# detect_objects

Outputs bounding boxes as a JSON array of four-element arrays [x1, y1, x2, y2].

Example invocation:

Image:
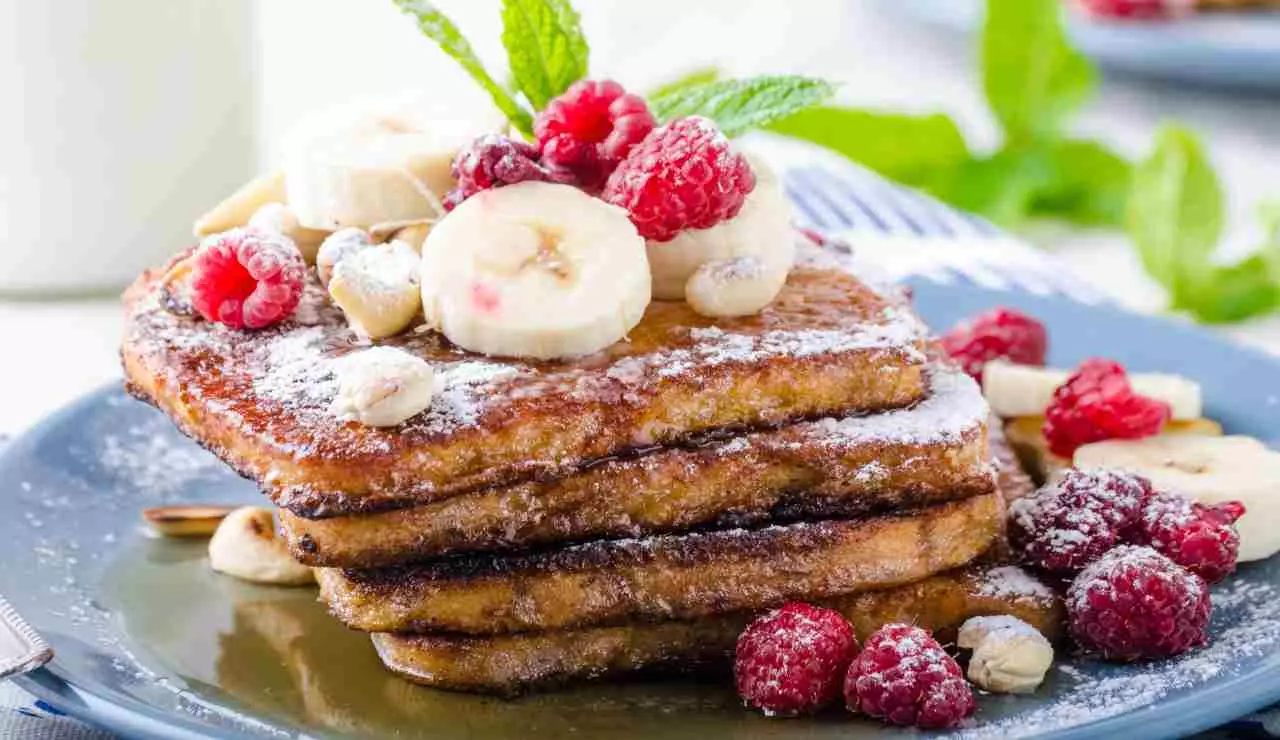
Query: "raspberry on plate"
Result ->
[[1067, 545, 1210, 660], [1075, 0, 1194, 19], [844, 623, 975, 729], [940, 307, 1047, 382], [1137, 493, 1245, 583], [734, 602, 858, 716], [1042, 358, 1172, 458], [534, 79, 656, 190], [444, 134, 570, 211], [189, 227, 306, 330], [1009, 468, 1152, 573], [602, 116, 756, 242]]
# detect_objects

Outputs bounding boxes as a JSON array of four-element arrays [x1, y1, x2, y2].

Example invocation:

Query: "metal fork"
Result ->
[[0, 593, 52, 679]]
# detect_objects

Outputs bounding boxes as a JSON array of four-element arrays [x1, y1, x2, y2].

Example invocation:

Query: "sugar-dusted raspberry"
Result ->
[[1068, 545, 1210, 660], [602, 116, 756, 242], [1136, 493, 1244, 583], [1075, 0, 1194, 19], [734, 602, 858, 716], [1043, 359, 1172, 458], [940, 306, 1048, 382], [444, 134, 571, 211], [1009, 469, 1152, 573], [189, 227, 306, 330], [534, 79, 656, 190], [844, 623, 975, 729]]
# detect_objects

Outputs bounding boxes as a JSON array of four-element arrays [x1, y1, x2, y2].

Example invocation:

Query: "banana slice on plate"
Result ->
[[983, 361, 1202, 420], [1075, 435, 1280, 562], [284, 96, 501, 230], [646, 157, 795, 301], [193, 170, 287, 238], [208, 507, 315, 586], [1005, 415, 1223, 483], [421, 182, 650, 360]]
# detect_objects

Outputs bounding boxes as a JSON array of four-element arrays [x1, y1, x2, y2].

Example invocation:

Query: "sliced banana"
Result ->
[[1075, 435, 1280, 562], [1006, 414, 1224, 483], [983, 361, 1202, 420], [316, 228, 372, 288], [247, 202, 331, 264], [208, 507, 315, 586], [647, 157, 795, 301], [685, 255, 787, 318], [283, 96, 500, 230], [421, 182, 650, 360], [329, 346, 435, 427], [193, 170, 287, 238], [328, 240, 422, 339]]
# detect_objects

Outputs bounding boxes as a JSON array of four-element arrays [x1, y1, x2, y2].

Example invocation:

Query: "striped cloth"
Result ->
[[0, 152, 1271, 739]]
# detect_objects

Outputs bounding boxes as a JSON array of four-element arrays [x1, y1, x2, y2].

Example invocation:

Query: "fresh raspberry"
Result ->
[[534, 79, 656, 190], [1009, 469, 1152, 573], [1067, 545, 1211, 660], [189, 228, 306, 330], [844, 624, 975, 729], [940, 307, 1048, 382], [1136, 493, 1245, 583], [1075, 0, 1194, 19], [444, 134, 571, 211], [602, 116, 756, 242], [734, 603, 859, 716], [1043, 359, 1172, 458]]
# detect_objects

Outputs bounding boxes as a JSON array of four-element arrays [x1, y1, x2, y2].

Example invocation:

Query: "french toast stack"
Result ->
[[122, 237, 1061, 694]]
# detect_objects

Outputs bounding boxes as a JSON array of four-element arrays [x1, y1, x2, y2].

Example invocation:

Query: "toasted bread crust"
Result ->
[[317, 494, 999, 634], [284, 367, 993, 566], [121, 242, 928, 516], [370, 563, 1062, 694]]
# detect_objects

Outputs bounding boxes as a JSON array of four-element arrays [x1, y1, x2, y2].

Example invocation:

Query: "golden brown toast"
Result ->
[[121, 239, 929, 517], [283, 365, 994, 567], [316, 494, 999, 635], [370, 563, 1063, 695]]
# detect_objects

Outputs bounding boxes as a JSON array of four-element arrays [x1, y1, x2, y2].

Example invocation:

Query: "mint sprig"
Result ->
[[500, 0, 589, 110], [650, 76, 836, 137], [393, 0, 535, 136]]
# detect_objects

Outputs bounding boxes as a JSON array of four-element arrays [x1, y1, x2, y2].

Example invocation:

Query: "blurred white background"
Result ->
[[0, 0, 1276, 434]]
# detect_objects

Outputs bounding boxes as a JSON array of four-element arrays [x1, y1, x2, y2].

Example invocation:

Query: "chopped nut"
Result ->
[[958, 615, 1054, 694], [142, 505, 237, 537], [208, 507, 315, 586]]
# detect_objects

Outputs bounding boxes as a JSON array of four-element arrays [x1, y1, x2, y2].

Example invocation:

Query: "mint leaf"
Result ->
[[394, 0, 535, 136], [1127, 125, 1223, 299], [500, 0, 589, 110], [648, 67, 721, 100], [649, 76, 836, 137], [1029, 139, 1132, 226], [982, 0, 1096, 143], [1181, 257, 1279, 324], [923, 148, 1057, 227], [766, 107, 968, 188]]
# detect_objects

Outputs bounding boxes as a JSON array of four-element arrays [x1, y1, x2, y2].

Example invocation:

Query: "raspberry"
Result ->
[[1010, 469, 1152, 573], [602, 116, 756, 242], [843, 624, 975, 729], [444, 134, 571, 211], [1075, 0, 1193, 19], [1136, 493, 1244, 583], [1043, 359, 1172, 458], [1067, 545, 1210, 660], [734, 602, 858, 716], [534, 79, 656, 190], [940, 307, 1048, 382], [189, 228, 306, 330]]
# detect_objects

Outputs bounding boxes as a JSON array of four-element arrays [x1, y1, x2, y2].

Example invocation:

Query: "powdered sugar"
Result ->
[[975, 566, 1056, 602], [251, 326, 339, 409]]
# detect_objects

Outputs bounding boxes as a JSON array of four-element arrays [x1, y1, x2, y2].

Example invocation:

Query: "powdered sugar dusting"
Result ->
[[251, 326, 339, 409], [806, 364, 988, 446], [975, 566, 1055, 601]]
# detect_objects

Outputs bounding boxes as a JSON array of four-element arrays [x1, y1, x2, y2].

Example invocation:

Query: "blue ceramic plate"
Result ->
[[4, 279, 1280, 739], [888, 0, 1280, 92]]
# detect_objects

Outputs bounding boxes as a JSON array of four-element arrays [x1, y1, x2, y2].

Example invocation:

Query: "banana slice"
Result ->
[[208, 507, 315, 586], [1006, 415, 1223, 483], [646, 157, 795, 301], [283, 97, 500, 230], [685, 255, 788, 318], [421, 182, 650, 360], [193, 170, 287, 238], [329, 346, 435, 427], [328, 240, 422, 339], [984, 361, 1202, 420], [247, 203, 331, 264], [1074, 435, 1280, 562]]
